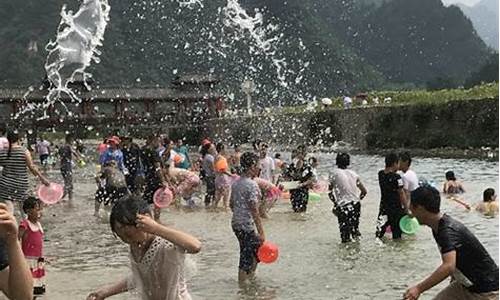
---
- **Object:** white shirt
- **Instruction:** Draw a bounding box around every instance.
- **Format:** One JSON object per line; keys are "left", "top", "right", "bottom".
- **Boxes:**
{"left": 343, "top": 96, "right": 352, "bottom": 104}
{"left": 330, "top": 168, "right": 360, "bottom": 207}
{"left": 258, "top": 156, "right": 275, "bottom": 182}
{"left": 402, "top": 169, "right": 419, "bottom": 192}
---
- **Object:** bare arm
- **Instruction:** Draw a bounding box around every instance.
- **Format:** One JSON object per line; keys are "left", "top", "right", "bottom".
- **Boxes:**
{"left": 250, "top": 203, "right": 265, "bottom": 242}
{"left": 398, "top": 188, "right": 409, "bottom": 212}
{"left": 0, "top": 204, "right": 33, "bottom": 300}
{"left": 404, "top": 251, "right": 456, "bottom": 300}
{"left": 25, "top": 150, "right": 49, "bottom": 186}
{"left": 136, "top": 214, "right": 201, "bottom": 254}
{"left": 87, "top": 278, "right": 128, "bottom": 300}
{"left": 356, "top": 179, "right": 367, "bottom": 200}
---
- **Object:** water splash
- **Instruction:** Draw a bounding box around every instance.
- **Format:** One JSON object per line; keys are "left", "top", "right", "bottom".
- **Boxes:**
{"left": 17, "top": 0, "right": 110, "bottom": 120}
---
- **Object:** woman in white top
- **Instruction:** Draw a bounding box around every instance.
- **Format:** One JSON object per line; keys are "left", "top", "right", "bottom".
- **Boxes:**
{"left": 328, "top": 153, "right": 367, "bottom": 243}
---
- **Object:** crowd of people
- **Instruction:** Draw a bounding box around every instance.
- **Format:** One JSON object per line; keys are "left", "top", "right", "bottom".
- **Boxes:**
{"left": 0, "top": 123, "right": 497, "bottom": 300}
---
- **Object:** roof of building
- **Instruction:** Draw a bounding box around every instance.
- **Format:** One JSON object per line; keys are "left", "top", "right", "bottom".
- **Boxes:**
{"left": 0, "top": 87, "right": 221, "bottom": 102}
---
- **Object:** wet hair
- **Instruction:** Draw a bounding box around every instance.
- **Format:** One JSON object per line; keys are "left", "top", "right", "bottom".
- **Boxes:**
{"left": 163, "top": 137, "right": 172, "bottom": 147}
{"left": 6, "top": 130, "right": 19, "bottom": 158}
{"left": 274, "top": 153, "right": 281, "bottom": 159}
{"left": 110, "top": 194, "right": 151, "bottom": 235}
{"left": 411, "top": 185, "right": 441, "bottom": 213}
{"left": 336, "top": 153, "right": 350, "bottom": 169}
{"left": 240, "top": 152, "right": 259, "bottom": 174}
{"left": 483, "top": 188, "right": 495, "bottom": 202}
{"left": 200, "top": 143, "right": 211, "bottom": 157}
{"left": 23, "top": 196, "right": 41, "bottom": 214}
{"left": 37, "top": 257, "right": 45, "bottom": 263}
{"left": 399, "top": 151, "right": 412, "bottom": 166}
{"left": 385, "top": 153, "right": 399, "bottom": 168}
{"left": 216, "top": 143, "right": 225, "bottom": 153}
{"left": 445, "top": 170, "right": 456, "bottom": 181}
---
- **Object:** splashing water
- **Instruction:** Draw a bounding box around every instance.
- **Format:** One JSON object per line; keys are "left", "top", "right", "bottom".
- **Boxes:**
{"left": 17, "top": 0, "right": 110, "bottom": 120}
{"left": 222, "top": 1, "right": 287, "bottom": 84}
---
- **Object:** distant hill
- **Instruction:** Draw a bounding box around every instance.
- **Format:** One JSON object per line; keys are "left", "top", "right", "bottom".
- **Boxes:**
{"left": 0, "top": 0, "right": 494, "bottom": 105}
{"left": 456, "top": 0, "right": 499, "bottom": 50}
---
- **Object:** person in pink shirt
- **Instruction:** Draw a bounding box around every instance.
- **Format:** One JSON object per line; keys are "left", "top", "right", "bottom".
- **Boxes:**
{"left": 18, "top": 197, "right": 45, "bottom": 297}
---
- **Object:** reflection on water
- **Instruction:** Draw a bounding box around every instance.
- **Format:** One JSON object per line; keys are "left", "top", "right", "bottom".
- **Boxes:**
{"left": 30, "top": 153, "right": 498, "bottom": 299}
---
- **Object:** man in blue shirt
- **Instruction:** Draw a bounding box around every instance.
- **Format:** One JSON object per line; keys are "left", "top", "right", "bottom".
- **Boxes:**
{"left": 99, "top": 136, "right": 125, "bottom": 173}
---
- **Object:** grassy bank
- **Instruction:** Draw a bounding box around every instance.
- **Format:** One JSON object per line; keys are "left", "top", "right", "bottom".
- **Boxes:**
{"left": 277, "top": 82, "right": 499, "bottom": 115}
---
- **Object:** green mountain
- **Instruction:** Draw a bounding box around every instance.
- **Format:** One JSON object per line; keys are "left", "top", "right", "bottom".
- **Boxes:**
{"left": 0, "top": 0, "right": 494, "bottom": 105}
{"left": 456, "top": 0, "right": 498, "bottom": 50}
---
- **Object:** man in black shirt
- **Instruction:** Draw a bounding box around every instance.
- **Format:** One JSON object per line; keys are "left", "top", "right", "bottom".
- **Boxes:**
{"left": 140, "top": 135, "right": 168, "bottom": 220}
{"left": 121, "top": 137, "right": 142, "bottom": 193}
{"left": 376, "top": 153, "right": 408, "bottom": 239}
{"left": 404, "top": 186, "right": 499, "bottom": 300}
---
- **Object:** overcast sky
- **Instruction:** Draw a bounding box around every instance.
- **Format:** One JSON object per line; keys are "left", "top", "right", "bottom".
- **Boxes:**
{"left": 441, "top": 0, "right": 481, "bottom": 6}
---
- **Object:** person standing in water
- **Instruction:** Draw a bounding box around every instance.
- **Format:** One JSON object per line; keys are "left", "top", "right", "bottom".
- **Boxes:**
{"left": 329, "top": 153, "right": 367, "bottom": 243}
{"left": 287, "top": 145, "right": 315, "bottom": 213}
{"left": 404, "top": 185, "right": 498, "bottom": 300}
{"left": 200, "top": 143, "right": 216, "bottom": 208}
{"left": 99, "top": 136, "right": 125, "bottom": 173}
{"left": 375, "top": 153, "right": 408, "bottom": 240}
{"left": 35, "top": 137, "right": 51, "bottom": 172}
{"left": 230, "top": 152, "right": 266, "bottom": 283}
{"left": 0, "top": 131, "right": 50, "bottom": 216}
{"left": 258, "top": 143, "right": 275, "bottom": 183}
{"left": 121, "top": 137, "right": 142, "bottom": 194}
{"left": 214, "top": 143, "right": 232, "bottom": 210}
{"left": 59, "top": 134, "right": 81, "bottom": 203}
{"left": 399, "top": 152, "right": 419, "bottom": 208}
{"left": 141, "top": 135, "right": 168, "bottom": 221}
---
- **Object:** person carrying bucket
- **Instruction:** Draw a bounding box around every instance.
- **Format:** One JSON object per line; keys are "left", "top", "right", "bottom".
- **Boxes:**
{"left": 329, "top": 153, "right": 367, "bottom": 243}
{"left": 230, "top": 152, "right": 266, "bottom": 283}
{"left": 404, "top": 185, "right": 499, "bottom": 300}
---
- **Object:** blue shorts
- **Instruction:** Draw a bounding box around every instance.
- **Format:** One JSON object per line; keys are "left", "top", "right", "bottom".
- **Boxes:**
{"left": 232, "top": 227, "right": 261, "bottom": 273}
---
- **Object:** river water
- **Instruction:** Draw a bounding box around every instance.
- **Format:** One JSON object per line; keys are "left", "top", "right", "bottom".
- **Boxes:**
{"left": 20, "top": 153, "right": 498, "bottom": 300}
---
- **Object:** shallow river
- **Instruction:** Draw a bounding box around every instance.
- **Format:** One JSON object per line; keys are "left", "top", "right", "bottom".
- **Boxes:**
{"left": 19, "top": 153, "right": 499, "bottom": 299}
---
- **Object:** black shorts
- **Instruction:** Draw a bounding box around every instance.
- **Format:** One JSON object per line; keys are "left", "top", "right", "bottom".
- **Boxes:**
{"left": 232, "top": 227, "right": 261, "bottom": 273}
{"left": 204, "top": 176, "right": 216, "bottom": 196}
{"left": 40, "top": 154, "right": 49, "bottom": 165}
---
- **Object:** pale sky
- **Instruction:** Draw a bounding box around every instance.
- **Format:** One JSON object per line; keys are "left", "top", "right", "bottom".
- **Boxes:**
{"left": 441, "top": 0, "right": 481, "bottom": 6}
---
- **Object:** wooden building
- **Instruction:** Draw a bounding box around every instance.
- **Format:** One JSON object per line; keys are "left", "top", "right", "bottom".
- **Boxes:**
{"left": 0, "top": 74, "right": 223, "bottom": 132}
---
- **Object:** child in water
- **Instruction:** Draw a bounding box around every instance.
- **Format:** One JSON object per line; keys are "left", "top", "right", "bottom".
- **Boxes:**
{"left": 214, "top": 143, "right": 232, "bottom": 210}
{"left": 443, "top": 170, "right": 465, "bottom": 194}
{"left": 476, "top": 188, "right": 498, "bottom": 216}
{"left": 18, "top": 197, "right": 46, "bottom": 296}
{"left": 87, "top": 195, "right": 201, "bottom": 300}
